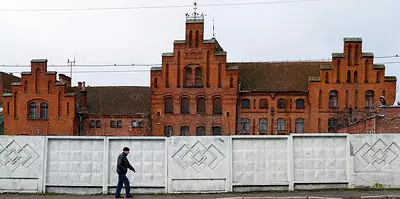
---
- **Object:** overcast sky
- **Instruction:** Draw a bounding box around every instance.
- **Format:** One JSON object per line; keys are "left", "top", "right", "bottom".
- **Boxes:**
{"left": 0, "top": 0, "right": 399, "bottom": 102}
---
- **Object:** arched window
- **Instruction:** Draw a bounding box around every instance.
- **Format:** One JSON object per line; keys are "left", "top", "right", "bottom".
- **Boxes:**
{"left": 24, "top": 80, "right": 28, "bottom": 93}
{"left": 185, "top": 67, "right": 193, "bottom": 87}
{"left": 165, "top": 64, "right": 169, "bottom": 88}
{"left": 28, "top": 102, "right": 37, "bottom": 119}
{"left": 195, "top": 67, "right": 202, "bottom": 86}
{"left": 296, "top": 99, "right": 305, "bottom": 109}
{"left": 164, "top": 126, "right": 173, "bottom": 137}
{"left": 348, "top": 44, "right": 352, "bottom": 66}
{"left": 347, "top": 70, "right": 351, "bottom": 83}
{"left": 197, "top": 97, "right": 206, "bottom": 114}
{"left": 40, "top": 102, "right": 48, "bottom": 120}
{"left": 241, "top": 118, "right": 250, "bottom": 134}
{"left": 230, "top": 77, "right": 234, "bottom": 88}
{"left": 354, "top": 71, "right": 358, "bottom": 83}
{"left": 325, "top": 72, "right": 329, "bottom": 83}
{"left": 260, "top": 99, "right": 268, "bottom": 109}
{"left": 278, "top": 98, "right": 286, "bottom": 109}
{"left": 241, "top": 99, "right": 250, "bottom": 109}
{"left": 35, "top": 68, "right": 39, "bottom": 93}
{"left": 295, "top": 118, "right": 304, "bottom": 133}
{"left": 365, "top": 60, "right": 369, "bottom": 83}
{"left": 355, "top": 90, "right": 358, "bottom": 109}
{"left": 365, "top": 90, "right": 374, "bottom": 108}
{"left": 180, "top": 126, "right": 189, "bottom": 136}
{"left": 376, "top": 71, "right": 381, "bottom": 83}
{"left": 58, "top": 91, "right": 61, "bottom": 117}
{"left": 212, "top": 126, "right": 222, "bottom": 136}
{"left": 196, "top": 126, "right": 205, "bottom": 136}
{"left": 319, "top": 90, "right": 322, "bottom": 109}
{"left": 165, "top": 97, "right": 173, "bottom": 114}
{"left": 345, "top": 90, "right": 349, "bottom": 108}
{"left": 154, "top": 78, "right": 158, "bottom": 88}
{"left": 48, "top": 81, "right": 52, "bottom": 93}
{"left": 259, "top": 118, "right": 268, "bottom": 134}
{"left": 336, "top": 60, "right": 340, "bottom": 83}
{"left": 181, "top": 97, "right": 190, "bottom": 114}
{"left": 277, "top": 118, "right": 286, "bottom": 132}
{"left": 189, "top": 30, "right": 193, "bottom": 48}
{"left": 213, "top": 97, "right": 222, "bottom": 114}
{"left": 195, "top": 30, "right": 199, "bottom": 48}
{"left": 329, "top": 90, "right": 338, "bottom": 108}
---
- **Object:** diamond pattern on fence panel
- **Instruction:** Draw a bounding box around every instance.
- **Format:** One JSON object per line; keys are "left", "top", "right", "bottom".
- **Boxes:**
{"left": 108, "top": 139, "right": 165, "bottom": 187}
{"left": 293, "top": 137, "right": 347, "bottom": 183}
{"left": 233, "top": 139, "right": 288, "bottom": 185}
{"left": 46, "top": 139, "right": 104, "bottom": 186}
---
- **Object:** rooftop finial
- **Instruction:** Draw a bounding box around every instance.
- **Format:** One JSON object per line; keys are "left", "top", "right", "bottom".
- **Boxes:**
{"left": 186, "top": 1, "right": 205, "bottom": 21}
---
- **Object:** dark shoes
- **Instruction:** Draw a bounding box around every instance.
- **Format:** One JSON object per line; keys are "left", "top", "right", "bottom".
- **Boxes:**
{"left": 126, "top": 196, "right": 134, "bottom": 198}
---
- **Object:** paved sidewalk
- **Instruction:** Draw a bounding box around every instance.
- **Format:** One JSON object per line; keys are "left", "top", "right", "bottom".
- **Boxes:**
{"left": 1, "top": 190, "right": 400, "bottom": 199}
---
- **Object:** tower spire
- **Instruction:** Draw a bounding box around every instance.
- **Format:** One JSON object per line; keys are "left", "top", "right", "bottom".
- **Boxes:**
{"left": 213, "top": 19, "right": 215, "bottom": 38}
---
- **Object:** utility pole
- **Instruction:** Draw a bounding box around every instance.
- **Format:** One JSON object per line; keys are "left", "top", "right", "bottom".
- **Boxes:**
{"left": 67, "top": 57, "right": 75, "bottom": 80}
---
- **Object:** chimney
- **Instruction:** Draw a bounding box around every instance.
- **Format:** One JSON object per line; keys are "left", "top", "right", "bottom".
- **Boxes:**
{"left": 59, "top": 74, "right": 71, "bottom": 87}
{"left": 78, "top": 82, "right": 82, "bottom": 89}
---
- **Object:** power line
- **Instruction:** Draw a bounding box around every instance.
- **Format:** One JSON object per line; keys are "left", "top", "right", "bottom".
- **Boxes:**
{"left": 0, "top": 54, "right": 398, "bottom": 68}
{"left": 0, "top": 0, "right": 321, "bottom": 12}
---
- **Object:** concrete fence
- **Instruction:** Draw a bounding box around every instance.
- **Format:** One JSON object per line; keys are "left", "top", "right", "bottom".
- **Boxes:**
{"left": 0, "top": 134, "right": 399, "bottom": 194}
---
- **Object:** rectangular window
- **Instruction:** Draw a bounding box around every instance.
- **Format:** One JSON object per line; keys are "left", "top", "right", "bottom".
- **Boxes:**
{"left": 110, "top": 120, "right": 116, "bottom": 128}
{"left": 131, "top": 120, "right": 137, "bottom": 128}
{"left": 90, "top": 120, "right": 95, "bottom": 128}
{"left": 138, "top": 120, "right": 143, "bottom": 128}
{"left": 96, "top": 120, "right": 101, "bottom": 128}
{"left": 117, "top": 120, "right": 122, "bottom": 128}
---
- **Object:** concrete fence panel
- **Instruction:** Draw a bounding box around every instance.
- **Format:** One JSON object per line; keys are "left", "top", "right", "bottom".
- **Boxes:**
{"left": 107, "top": 137, "right": 166, "bottom": 194}
{"left": 0, "top": 136, "right": 45, "bottom": 193}
{"left": 45, "top": 137, "right": 105, "bottom": 194}
{"left": 232, "top": 136, "right": 289, "bottom": 192}
{"left": 167, "top": 136, "right": 230, "bottom": 193}
{"left": 292, "top": 134, "right": 348, "bottom": 189}
{"left": 350, "top": 134, "right": 400, "bottom": 188}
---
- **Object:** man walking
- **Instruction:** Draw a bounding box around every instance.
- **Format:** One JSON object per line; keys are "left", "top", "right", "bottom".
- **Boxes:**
{"left": 115, "top": 147, "right": 135, "bottom": 198}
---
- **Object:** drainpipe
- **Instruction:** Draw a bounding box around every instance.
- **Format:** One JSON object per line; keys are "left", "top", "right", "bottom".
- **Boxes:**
{"left": 78, "top": 114, "right": 83, "bottom": 136}
{"left": 373, "top": 115, "right": 376, "bottom": 134}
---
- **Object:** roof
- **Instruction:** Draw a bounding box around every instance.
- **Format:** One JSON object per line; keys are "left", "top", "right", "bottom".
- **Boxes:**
{"left": 0, "top": 72, "right": 21, "bottom": 94}
{"left": 343, "top": 37, "right": 362, "bottom": 42}
{"left": 233, "top": 62, "right": 327, "bottom": 92}
{"left": 75, "top": 86, "right": 151, "bottom": 116}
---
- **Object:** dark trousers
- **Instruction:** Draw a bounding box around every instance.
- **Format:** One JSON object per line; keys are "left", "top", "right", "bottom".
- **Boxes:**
{"left": 115, "top": 174, "right": 130, "bottom": 197}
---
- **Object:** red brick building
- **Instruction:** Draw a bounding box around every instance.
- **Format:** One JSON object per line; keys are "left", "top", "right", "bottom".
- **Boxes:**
{"left": 2, "top": 11, "right": 398, "bottom": 136}
{"left": 2, "top": 59, "right": 77, "bottom": 135}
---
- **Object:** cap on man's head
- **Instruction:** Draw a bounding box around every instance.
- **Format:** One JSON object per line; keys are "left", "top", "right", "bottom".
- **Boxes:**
{"left": 123, "top": 147, "right": 130, "bottom": 152}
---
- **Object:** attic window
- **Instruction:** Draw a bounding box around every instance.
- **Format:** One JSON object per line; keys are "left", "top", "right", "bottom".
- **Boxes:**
{"left": 90, "top": 120, "right": 95, "bottom": 128}
{"left": 117, "top": 120, "right": 122, "bottom": 128}
{"left": 96, "top": 120, "right": 101, "bottom": 128}
{"left": 110, "top": 120, "right": 116, "bottom": 128}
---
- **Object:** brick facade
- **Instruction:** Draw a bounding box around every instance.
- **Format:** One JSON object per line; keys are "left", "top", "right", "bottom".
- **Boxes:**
{"left": 2, "top": 59, "right": 77, "bottom": 135}
{"left": 2, "top": 14, "right": 398, "bottom": 136}
{"left": 150, "top": 17, "right": 237, "bottom": 136}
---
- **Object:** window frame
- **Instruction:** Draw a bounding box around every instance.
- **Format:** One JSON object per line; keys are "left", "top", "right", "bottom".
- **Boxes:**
{"left": 295, "top": 118, "right": 304, "bottom": 133}
{"left": 212, "top": 126, "right": 222, "bottom": 136}
{"left": 213, "top": 97, "right": 222, "bottom": 115}
{"left": 164, "top": 97, "right": 174, "bottom": 114}
{"left": 259, "top": 99, "right": 268, "bottom": 109}
{"left": 181, "top": 97, "right": 190, "bottom": 114}
{"left": 28, "top": 102, "right": 37, "bottom": 119}
{"left": 241, "top": 99, "right": 250, "bottom": 109}
{"left": 329, "top": 90, "right": 339, "bottom": 108}
{"left": 196, "top": 97, "right": 206, "bottom": 114}
{"left": 196, "top": 126, "right": 206, "bottom": 136}
{"left": 259, "top": 118, "right": 268, "bottom": 134}
{"left": 40, "top": 102, "right": 48, "bottom": 120}
{"left": 278, "top": 98, "right": 287, "bottom": 109}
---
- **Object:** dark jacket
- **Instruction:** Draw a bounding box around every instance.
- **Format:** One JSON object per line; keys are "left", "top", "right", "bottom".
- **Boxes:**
{"left": 116, "top": 152, "right": 135, "bottom": 175}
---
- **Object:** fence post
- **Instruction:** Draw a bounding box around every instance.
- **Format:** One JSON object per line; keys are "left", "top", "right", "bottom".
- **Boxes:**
{"left": 42, "top": 136, "right": 48, "bottom": 193}
{"left": 229, "top": 136, "right": 233, "bottom": 192}
{"left": 287, "top": 135, "right": 294, "bottom": 191}
{"left": 346, "top": 134, "right": 351, "bottom": 189}
{"left": 103, "top": 137, "right": 109, "bottom": 194}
